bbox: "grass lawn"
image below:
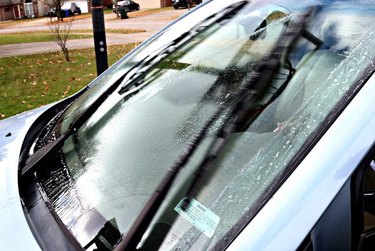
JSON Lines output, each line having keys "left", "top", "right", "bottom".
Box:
{"left": 0, "top": 32, "right": 93, "bottom": 45}
{"left": 72, "top": 28, "right": 146, "bottom": 34}
{"left": 0, "top": 43, "right": 139, "bottom": 119}
{"left": 0, "top": 28, "right": 145, "bottom": 45}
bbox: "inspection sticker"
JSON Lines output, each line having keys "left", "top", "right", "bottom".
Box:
{"left": 174, "top": 198, "right": 220, "bottom": 238}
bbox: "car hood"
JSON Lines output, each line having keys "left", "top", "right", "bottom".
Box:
{"left": 0, "top": 105, "right": 51, "bottom": 250}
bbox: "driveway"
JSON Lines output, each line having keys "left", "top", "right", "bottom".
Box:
{"left": 0, "top": 9, "right": 187, "bottom": 58}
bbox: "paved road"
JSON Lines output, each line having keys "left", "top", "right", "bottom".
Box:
{"left": 0, "top": 9, "right": 186, "bottom": 58}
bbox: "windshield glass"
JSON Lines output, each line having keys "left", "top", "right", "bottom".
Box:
{"left": 57, "top": 0, "right": 250, "bottom": 132}
{"left": 34, "top": 1, "right": 375, "bottom": 250}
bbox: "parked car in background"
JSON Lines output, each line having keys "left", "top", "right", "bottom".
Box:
{"left": 2, "top": 0, "right": 375, "bottom": 250}
{"left": 46, "top": 7, "right": 57, "bottom": 17}
{"left": 61, "top": 2, "right": 81, "bottom": 17}
{"left": 113, "top": 0, "right": 140, "bottom": 13}
{"left": 172, "top": 0, "right": 202, "bottom": 9}
{"left": 46, "top": 2, "right": 81, "bottom": 17}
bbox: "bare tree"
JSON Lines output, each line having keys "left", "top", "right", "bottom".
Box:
{"left": 49, "top": 19, "right": 73, "bottom": 61}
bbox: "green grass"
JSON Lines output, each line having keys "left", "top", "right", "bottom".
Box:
{"left": 0, "top": 32, "right": 93, "bottom": 45}
{"left": 71, "top": 28, "right": 146, "bottom": 34}
{"left": 0, "top": 28, "right": 145, "bottom": 45}
{"left": 0, "top": 43, "right": 139, "bottom": 119}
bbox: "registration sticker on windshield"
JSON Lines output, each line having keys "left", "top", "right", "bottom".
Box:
{"left": 174, "top": 198, "right": 220, "bottom": 238}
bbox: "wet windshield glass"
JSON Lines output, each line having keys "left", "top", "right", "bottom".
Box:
{"left": 57, "top": 1, "right": 258, "bottom": 133}
{"left": 36, "top": 1, "right": 375, "bottom": 250}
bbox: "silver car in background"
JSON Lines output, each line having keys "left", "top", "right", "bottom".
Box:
{"left": 1, "top": 0, "right": 375, "bottom": 250}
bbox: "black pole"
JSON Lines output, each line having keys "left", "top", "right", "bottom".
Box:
{"left": 91, "top": 0, "right": 108, "bottom": 76}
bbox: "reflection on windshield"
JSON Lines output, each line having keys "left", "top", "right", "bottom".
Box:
{"left": 35, "top": 1, "right": 375, "bottom": 251}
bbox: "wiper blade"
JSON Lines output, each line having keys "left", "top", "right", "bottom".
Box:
{"left": 114, "top": 7, "right": 318, "bottom": 251}
{"left": 182, "top": 9, "right": 317, "bottom": 208}
{"left": 118, "top": 1, "right": 248, "bottom": 95}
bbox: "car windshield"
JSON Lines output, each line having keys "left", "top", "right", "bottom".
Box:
{"left": 33, "top": 0, "right": 375, "bottom": 250}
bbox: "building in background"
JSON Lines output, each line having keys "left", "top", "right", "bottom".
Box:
{"left": 136, "top": 0, "right": 171, "bottom": 9}
{"left": 0, "top": 0, "right": 40, "bottom": 21}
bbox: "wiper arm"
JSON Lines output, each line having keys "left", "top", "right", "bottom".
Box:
{"left": 182, "top": 9, "right": 318, "bottom": 208}
{"left": 114, "top": 7, "right": 319, "bottom": 251}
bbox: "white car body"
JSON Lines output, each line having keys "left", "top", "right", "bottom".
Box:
{"left": 2, "top": 0, "right": 375, "bottom": 250}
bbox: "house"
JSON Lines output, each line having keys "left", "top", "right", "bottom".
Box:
{"left": 0, "top": 0, "right": 23, "bottom": 21}
{"left": 136, "top": 0, "right": 172, "bottom": 9}
{"left": 0, "top": 0, "right": 43, "bottom": 21}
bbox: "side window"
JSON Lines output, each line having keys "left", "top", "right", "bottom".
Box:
{"left": 297, "top": 153, "right": 375, "bottom": 251}
{"left": 297, "top": 178, "right": 352, "bottom": 251}
{"left": 363, "top": 162, "right": 375, "bottom": 232}
{"left": 358, "top": 160, "right": 375, "bottom": 250}
{"left": 349, "top": 154, "right": 375, "bottom": 251}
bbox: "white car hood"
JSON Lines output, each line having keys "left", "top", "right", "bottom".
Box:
{"left": 0, "top": 106, "right": 51, "bottom": 250}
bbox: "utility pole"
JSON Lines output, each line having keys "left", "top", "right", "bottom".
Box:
{"left": 91, "top": 0, "right": 108, "bottom": 75}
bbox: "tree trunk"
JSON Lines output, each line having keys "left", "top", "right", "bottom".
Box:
{"left": 62, "top": 46, "right": 70, "bottom": 61}
{"left": 56, "top": 0, "right": 63, "bottom": 21}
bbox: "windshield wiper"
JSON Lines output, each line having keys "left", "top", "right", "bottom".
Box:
{"left": 114, "top": 7, "right": 320, "bottom": 251}
{"left": 117, "top": 1, "right": 248, "bottom": 95}
{"left": 182, "top": 10, "right": 322, "bottom": 209}
{"left": 21, "top": 1, "right": 248, "bottom": 177}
